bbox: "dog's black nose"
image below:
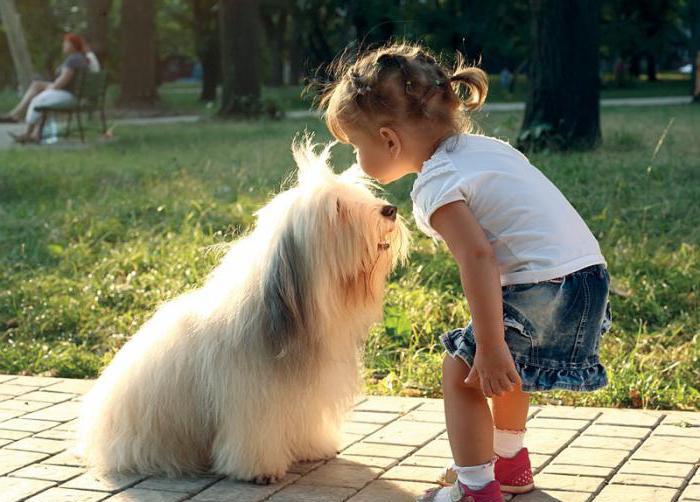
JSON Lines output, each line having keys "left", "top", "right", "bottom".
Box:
{"left": 381, "top": 205, "right": 397, "bottom": 220}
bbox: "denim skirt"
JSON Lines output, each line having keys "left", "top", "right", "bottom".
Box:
{"left": 441, "top": 264, "right": 612, "bottom": 392}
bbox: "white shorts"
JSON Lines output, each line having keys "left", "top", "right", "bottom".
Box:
{"left": 26, "top": 89, "right": 77, "bottom": 125}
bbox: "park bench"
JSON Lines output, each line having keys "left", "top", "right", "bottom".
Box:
{"left": 36, "top": 69, "right": 108, "bottom": 143}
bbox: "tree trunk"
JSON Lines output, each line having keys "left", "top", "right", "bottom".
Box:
{"left": 288, "top": 9, "right": 305, "bottom": 85}
{"left": 690, "top": 0, "right": 700, "bottom": 101}
{"left": 262, "top": 7, "right": 287, "bottom": 87}
{"left": 86, "top": 0, "right": 112, "bottom": 68}
{"left": 218, "top": 0, "right": 262, "bottom": 117}
{"left": 0, "top": 0, "right": 35, "bottom": 91}
{"left": 517, "top": 0, "right": 601, "bottom": 152}
{"left": 117, "top": 0, "right": 158, "bottom": 109}
{"left": 645, "top": 51, "right": 657, "bottom": 82}
{"left": 192, "top": 0, "right": 219, "bottom": 102}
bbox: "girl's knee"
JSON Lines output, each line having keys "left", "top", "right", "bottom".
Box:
{"left": 442, "top": 353, "right": 479, "bottom": 391}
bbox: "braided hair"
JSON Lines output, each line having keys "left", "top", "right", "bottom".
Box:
{"left": 316, "top": 42, "right": 488, "bottom": 143}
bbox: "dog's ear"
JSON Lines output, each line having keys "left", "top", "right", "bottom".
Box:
{"left": 262, "top": 226, "right": 309, "bottom": 359}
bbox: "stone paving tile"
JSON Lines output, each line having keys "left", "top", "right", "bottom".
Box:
{"left": 294, "top": 462, "right": 382, "bottom": 489}
{"left": 353, "top": 396, "right": 424, "bottom": 413}
{"left": 0, "top": 449, "right": 50, "bottom": 476}
{"left": 527, "top": 417, "right": 592, "bottom": 431}
{"left": 43, "top": 378, "right": 95, "bottom": 394}
{"left": 0, "top": 398, "right": 53, "bottom": 413}
{"left": 541, "top": 463, "right": 615, "bottom": 478}
{"left": 63, "top": 471, "right": 148, "bottom": 492}
{"left": 41, "top": 449, "right": 85, "bottom": 467}
{"left": 0, "top": 383, "right": 36, "bottom": 396}
{"left": 512, "top": 489, "right": 592, "bottom": 502}
{"left": 1, "top": 376, "right": 699, "bottom": 502}
{"left": 534, "top": 473, "right": 606, "bottom": 493}
{"left": 0, "top": 408, "right": 25, "bottom": 421}
{"left": 0, "top": 475, "right": 55, "bottom": 502}
{"left": 551, "top": 447, "right": 629, "bottom": 469}
{"left": 333, "top": 454, "right": 399, "bottom": 469}
{"left": 534, "top": 406, "right": 602, "bottom": 421}
{"left": 679, "top": 483, "right": 700, "bottom": 500}
{"left": 593, "top": 484, "right": 677, "bottom": 502}
{"left": 618, "top": 459, "right": 695, "bottom": 478}
{"left": 338, "top": 431, "right": 364, "bottom": 450}
{"left": 26, "top": 486, "right": 109, "bottom": 501}
{"left": 10, "top": 376, "right": 64, "bottom": 387}
{"left": 34, "top": 427, "right": 76, "bottom": 441}
{"left": 341, "top": 420, "right": 385, "bottom": 435}
{"left": 595, "top": 409, "right": 663, "bottom": 427}
{"left": 610, "top": 472, "right": 687, "bottom": 488}
{"left": 0, "top": 417, "right": 61, "bottom": 433}
{"left": 582, "top": 424, "right": 650, "bottom": 439}
{"left": 631, "top": 436, "right": 700, "bottom": 463}
{"left": 22, "top": 400, "right": 82, "bottom": 422}
{"left": 5, "top": 437, "right": 69, "bottom": 455}
{"left": 413, "top": 439, "right": 452, "bottom": 458}
{"left": 8, "top": 462, "right": 85, "bottom": 482}
{"left": 568, "top": 434, "right": 641, "bottom": 450}
{"left": 381, "top": 464, "right": 444, "bottom": 483}
{"left": 133, "top": 475, "right": 222, "bottom": 493}
{"left": 402, "top": 410, "right": 446, "bottom": 423}
{"left": 526, "top": 428, "right": 579, "bottom": 455}
{"left": 363, "top": 419, "right": 445, "bottom": 446}
{"left": 342, "top": 441, "right": 416, "bottom": 458}
{"left": 190, "top": 474, "right": 300, "bottom": 501}
{"left": 347, "top": 410, "right": 400, "bottom": 424}
{"left": 105, "top": 488, "right": 190, "bottom": 501}
{"left": 346, "top": 479, "right": 438, "bottom": 502}
{"left": 268, "top": 484, "right": 357, "bottom": 501}
{"left": 0, "top": 428, "right": 33, "bottom": 440}
{"left": 15, "top": 390, "right": 75, "bottom": 403}
{"left": 0, "top": 375, "right": 18, "bottom": 383}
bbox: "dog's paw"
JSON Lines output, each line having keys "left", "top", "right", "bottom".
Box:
{"left": 252, "top": 473, "right": 282, "bottom": 485}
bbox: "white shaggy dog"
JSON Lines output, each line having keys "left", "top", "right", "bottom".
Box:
{"left": 75, "top": 140, "right": 409, "bottom": 484}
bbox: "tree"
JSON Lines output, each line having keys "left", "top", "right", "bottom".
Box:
{"left": 191, "top": 0, "right": 219, "bottom": 101}
{"left": 0, "top": 0, "right": 35, "bottom": 91}
{"left": 86, "top": 0, "right": 112, "bottom": 68}
{"left": 117, "top": 0, "right": 158, "bottom": 108}
{"left": 517, "top": 0, "right": 601, "bottom": 152}
{"left": 691, "top": 0, "right": 700, "bottom": 101}
{"left": 218, "top": 0, "right": 261, "bottom": 116}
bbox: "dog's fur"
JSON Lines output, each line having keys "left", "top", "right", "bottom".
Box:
{"left": 75, "top": 141, "right": 409, "bottom": 483}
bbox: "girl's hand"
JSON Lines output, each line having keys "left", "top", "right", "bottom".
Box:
{"left": 464, "top": 340, "right": 521, "bottom": 397}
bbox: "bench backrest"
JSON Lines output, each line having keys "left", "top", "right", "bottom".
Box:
{"left": 76, "top": 70, "right": 108, "bottom": 109}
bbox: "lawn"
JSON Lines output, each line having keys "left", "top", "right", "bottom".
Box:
{"left": 0, "top": 104, "right": 698, "bottom": 410}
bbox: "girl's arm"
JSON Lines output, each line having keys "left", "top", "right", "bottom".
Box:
{"left": 49, "top": 67, "right": 75, "bottom": 91}
{"left": 431, "top": 200, "right": 521, "bottom": 397}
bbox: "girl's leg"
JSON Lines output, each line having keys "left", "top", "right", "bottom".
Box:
{"left": 442, "top": 354, "right": 494, "bottom": 466}
{"left": 491, "top": 386, "right": 529, "bottom": 432}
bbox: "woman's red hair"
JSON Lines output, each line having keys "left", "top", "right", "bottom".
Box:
{"left": 64, "top": 33, "right": 85, "bottom": 53}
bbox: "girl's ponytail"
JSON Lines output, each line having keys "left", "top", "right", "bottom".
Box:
{"left": 449, "top": 57, "right": 488, "bottom": 111}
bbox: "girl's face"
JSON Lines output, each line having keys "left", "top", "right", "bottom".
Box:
{"left": 345, "top": 126, "right": 410, "bottom": 185}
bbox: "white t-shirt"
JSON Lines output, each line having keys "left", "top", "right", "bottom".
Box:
{"left": 410, "top": 134, "right": 606, "bottom": 286}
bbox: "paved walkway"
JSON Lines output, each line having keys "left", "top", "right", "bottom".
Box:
{"left": 0, "top": 375, "right": 698, "bottom": 501}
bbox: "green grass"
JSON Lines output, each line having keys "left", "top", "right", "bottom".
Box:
{"left": 1, "top": 105, "right": 698, "bottom": 410}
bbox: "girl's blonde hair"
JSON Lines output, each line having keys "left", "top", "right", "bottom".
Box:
{"left": 315, "top": 41, "right": 488, "bottom": 143}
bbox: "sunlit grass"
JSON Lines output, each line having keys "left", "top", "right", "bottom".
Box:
{"left": 1, "top": 104, "right": 698, "bottom": 410}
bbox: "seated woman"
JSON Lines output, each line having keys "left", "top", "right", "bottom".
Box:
{"left": 2, "top": 33, "right": 89, "bottom": 144}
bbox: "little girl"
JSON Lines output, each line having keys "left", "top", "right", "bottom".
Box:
{"left": 317, "top": 42, "right": 611, "bottom": 502}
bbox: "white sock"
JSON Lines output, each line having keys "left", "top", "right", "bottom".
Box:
{"left": 455, "top": 460, "right": 496, "bottom": 490}
{"left": 429, "top": 461, "right": 495, "bottom": 502}
{"left": 494, "top": 428, "right": 526, "bottom": 458}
